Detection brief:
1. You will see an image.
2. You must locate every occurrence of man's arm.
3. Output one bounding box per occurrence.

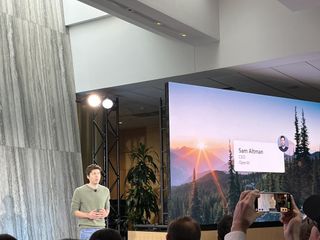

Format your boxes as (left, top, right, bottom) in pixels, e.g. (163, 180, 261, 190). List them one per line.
(309, 226, 320, 240)
(74, 210, 101, 220)
(99, 188, 110, 219)
(225, 190, 260, 240)
(231, 190, 260, 233)
(280, 196, 301, 240)
(96, 208, 109, 219)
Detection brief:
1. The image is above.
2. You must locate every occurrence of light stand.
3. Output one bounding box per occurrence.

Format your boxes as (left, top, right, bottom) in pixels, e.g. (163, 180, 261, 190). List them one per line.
(89, 97, 121, 231)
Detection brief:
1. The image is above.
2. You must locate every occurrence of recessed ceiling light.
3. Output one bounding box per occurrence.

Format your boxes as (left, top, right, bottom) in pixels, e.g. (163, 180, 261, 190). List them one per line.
(180, 33, 187, 37)
(155, 22, 162, 26)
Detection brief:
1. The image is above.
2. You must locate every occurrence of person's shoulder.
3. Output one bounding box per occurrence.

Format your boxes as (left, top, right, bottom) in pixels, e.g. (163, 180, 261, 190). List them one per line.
(98, 184, 108, 190)
(75, 185, 88, 192)
(98, 185, 110, 192)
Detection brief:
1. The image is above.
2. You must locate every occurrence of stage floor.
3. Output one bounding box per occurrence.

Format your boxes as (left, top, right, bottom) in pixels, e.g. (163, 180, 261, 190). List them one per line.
(128, 227, 284, 240)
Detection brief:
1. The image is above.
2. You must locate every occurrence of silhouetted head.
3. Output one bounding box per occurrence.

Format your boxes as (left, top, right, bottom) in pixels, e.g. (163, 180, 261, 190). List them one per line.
(0, 234, 17, 240)
(166, 216, 201, 240)
(89, 228, 121, 240)
(303, 195, 320, 231)
(217, 215, 233, 240)
(59, 239, 79, 240)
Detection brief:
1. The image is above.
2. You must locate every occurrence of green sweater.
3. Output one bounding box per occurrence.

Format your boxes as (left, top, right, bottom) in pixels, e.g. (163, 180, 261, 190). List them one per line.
(71, 184, 110, 229)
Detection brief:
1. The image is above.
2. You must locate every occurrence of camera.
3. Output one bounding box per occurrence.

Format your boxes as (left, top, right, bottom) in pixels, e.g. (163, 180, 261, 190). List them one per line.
(255, 192, 291, 212)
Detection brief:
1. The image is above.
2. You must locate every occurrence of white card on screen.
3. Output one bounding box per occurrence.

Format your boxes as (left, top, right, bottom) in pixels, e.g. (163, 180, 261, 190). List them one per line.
(234, 140, 285, 173)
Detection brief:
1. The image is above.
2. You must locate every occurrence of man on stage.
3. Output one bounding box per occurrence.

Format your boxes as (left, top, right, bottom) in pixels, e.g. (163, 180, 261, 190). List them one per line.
(71, 164, 110, 240)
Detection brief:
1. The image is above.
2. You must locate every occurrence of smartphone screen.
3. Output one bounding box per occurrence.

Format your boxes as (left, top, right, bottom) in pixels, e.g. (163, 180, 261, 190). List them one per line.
(255, 192, 291, 212)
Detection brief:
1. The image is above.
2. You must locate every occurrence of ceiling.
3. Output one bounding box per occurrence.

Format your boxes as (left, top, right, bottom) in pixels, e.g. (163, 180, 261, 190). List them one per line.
(74, 0, 320, 129)
(78, 0, 218, 45)
(278, 0, 320, 11)
(77, 53, 320, 129)
(77, 0, 320, 45)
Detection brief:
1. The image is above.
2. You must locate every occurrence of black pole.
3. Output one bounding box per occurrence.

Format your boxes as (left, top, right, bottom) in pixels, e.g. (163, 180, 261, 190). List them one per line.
(91, 110, 96, 164)
(89, 97, 121, 232)
(159, 98, 164, 224)
(116, 98, 121, 231)
(105, 109, 109, 188)
(103, 109, 107, 187)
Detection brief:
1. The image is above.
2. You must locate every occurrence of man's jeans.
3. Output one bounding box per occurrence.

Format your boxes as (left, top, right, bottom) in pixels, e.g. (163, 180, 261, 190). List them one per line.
(79, 228, 102, 240)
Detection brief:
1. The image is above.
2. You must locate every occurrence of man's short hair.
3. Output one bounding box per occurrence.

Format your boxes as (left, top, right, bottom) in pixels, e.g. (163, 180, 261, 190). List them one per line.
(85, 164, 102, 176)
(0, 234, 17, 240)
(167, 216, 201, 240)
(89, 228, 121, 240)
(303, 195, 320, 231)
(217, 215, 233, 240)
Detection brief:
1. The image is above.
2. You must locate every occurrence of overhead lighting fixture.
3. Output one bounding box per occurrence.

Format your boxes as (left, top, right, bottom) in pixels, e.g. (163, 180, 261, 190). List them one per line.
(87, 94, 101, 107)
(102, 98, 114, 109)
(180, 33, 187, 37)
(155, 22, 162, 26)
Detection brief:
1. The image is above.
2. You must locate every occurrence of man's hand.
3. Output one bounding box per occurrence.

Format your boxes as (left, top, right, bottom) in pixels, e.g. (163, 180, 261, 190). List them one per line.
(96, 208, 109, 219)
(87, 210, 100, 220)
(309, 226, 320, 240)
(280, 196, 301, 240)
(231, 190, 261, 233)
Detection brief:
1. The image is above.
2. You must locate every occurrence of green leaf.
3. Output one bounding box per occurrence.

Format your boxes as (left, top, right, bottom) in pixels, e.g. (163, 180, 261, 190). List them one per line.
(125, 142, 159, 225)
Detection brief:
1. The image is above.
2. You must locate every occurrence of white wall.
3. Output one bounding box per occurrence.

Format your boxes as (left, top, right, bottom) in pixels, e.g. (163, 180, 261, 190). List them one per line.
(63, 0, 108, 26)
(1, 0, 82, 238)
(70, 17, 195, 92)
(69, 0, 320, 92)
(195, 0, 320, 71)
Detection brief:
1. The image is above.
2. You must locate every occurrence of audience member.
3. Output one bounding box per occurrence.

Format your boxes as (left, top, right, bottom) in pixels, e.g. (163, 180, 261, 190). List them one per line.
(153, 192, 320, 240)
(299, 218, 314, 240)
(224, 190, 305, 240)
(0, 234, 17, 240)
(225, 190, 260, 240)
(60, 239, 80, 240)
(280, 196, 302, 240)
(309, 226, 320, 240)
(303, 195, 320, 240)
(166, 216, 201, 240)
(217, 215, 233, 240)
(89, 228, 121, 240)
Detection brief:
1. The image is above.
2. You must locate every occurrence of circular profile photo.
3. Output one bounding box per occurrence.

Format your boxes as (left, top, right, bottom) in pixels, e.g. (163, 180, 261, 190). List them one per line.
(278, 135, 289, 152)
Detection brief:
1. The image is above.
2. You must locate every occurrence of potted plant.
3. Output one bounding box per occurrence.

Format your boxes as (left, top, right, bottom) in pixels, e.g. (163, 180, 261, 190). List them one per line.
(125, 143, 159, 225)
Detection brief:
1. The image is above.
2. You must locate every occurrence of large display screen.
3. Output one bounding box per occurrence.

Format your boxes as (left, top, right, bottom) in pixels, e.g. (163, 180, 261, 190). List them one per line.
(168, 82, 320, 225)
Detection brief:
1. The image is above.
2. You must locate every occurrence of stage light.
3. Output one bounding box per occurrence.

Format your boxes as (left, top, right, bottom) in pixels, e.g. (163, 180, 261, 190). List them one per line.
(102, 98, 113, 109)
(87, 94, 101, 107)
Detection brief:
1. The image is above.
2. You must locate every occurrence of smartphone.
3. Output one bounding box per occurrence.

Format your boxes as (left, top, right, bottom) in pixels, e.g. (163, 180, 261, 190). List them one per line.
(255, 192, 291, 213)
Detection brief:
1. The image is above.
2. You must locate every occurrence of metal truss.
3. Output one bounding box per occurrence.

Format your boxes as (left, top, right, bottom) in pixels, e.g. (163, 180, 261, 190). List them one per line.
(159, 97, 169, 225)
(90, 98, 121, 231)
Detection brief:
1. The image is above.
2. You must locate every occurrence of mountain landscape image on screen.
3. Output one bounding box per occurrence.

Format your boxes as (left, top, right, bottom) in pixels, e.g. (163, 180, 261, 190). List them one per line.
(168, 82, 320, 225)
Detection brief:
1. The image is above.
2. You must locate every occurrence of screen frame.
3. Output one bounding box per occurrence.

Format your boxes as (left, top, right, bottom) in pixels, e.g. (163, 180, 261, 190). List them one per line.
(164, 81, 307, 229)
